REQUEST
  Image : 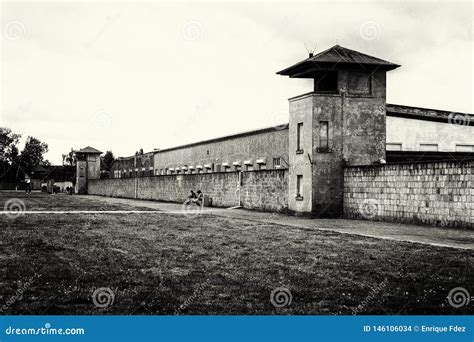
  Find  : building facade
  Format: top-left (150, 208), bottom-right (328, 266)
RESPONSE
top-left (75, 146), bottom-right (102, 194)
top-left (104, 45), bottom-right (473, 217)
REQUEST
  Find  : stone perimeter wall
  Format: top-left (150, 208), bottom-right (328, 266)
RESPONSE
top-left (89, 160), bottom-right (472, 228)
top-left (343, 160), bottom-right (473, 228)
top-left (88, 169), bottom-right (288, 212)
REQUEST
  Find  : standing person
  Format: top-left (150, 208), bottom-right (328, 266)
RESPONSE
top-left (24, 176), bottom-right (32, 196)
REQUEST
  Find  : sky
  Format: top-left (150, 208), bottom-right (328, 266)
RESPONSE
top-left (1, 0), bottom-right (473, 164)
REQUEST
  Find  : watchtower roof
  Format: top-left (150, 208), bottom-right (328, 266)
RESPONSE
top-left (277, 45), bottom-right (400, 78)
top-left (77, 146), bottom-right (102, 154)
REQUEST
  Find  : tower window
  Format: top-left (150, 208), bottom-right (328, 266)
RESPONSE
top-left (296, 122), bottom-right (303, 153)
top-left (319, 121), bottom-right (329, 151)
top-left (273, 157), bottom-right (281, 168)
top-left (296, 175), bottom-right (303, 200)
top-left (314, 71), bottom-right (338, 93)
top-left (348, 71), bottom-right (371, 95)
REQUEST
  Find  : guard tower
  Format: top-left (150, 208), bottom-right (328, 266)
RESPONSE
top-left (277, 45), bottom-right (400, 217)
top-left (75, 146), bottom-right (102, 194)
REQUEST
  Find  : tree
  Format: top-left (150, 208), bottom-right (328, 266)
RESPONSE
top-left (101, 150), bottom-right (115, 171)
top-left (0, 127), bottom-right (21, 164)
top-left (19, 136), bottom-right (49, 174)
top-left (62, 149), bottom-right (77, 167)
top-left (1, 127), bottom-right (22, 182)
top-left (60, 149), bottom-right (77, 184)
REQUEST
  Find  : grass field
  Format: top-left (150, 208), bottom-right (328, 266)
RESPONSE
top-left (1, 191), bottom-right (473, 315)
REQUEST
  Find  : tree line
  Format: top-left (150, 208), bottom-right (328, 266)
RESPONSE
top-left (1, 127), bottom-right (116, 183)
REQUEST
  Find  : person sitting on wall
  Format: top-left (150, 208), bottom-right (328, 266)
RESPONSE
top-left (192, 190), bottom-right (203, 207)
top-left (184, 190), bottom-right (197, 205)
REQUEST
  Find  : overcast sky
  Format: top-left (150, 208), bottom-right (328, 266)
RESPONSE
top-left (1, 0), bottom-right (472, 164)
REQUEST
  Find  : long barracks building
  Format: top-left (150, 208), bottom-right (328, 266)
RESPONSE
top-left (103, 45), bottom-right (473, 219)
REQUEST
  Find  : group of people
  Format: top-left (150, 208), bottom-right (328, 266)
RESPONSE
top-left (23, 176), bottom-right (74, 195)
top-left (184, 190), bottom-right (204, 206)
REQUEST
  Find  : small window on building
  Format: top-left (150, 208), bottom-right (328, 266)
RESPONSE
top-left (455, 144), bottom-right (474, 152)
top-left (319, 121), bottom-right (329, 151)
top-left (347, 71), bottom-right (371, 95)
top-left (386, 143), bottom-right (402, 151)
top-left (273, 157), bottom-right (281, 168)
top-left (296, 122), bottom-right (303, 153)
top-left (419, 143), bottom-right (438, 151)
top-left (247, 165), bottom-right (254, 171)
top-left (296, 175), bottom-right (303, 199)
top-left (314, 71), bottom-right (338, 93)
top-left (259, 164), bottom-right (267, 170)
top-left (235, 165), bottom-right (241, 171)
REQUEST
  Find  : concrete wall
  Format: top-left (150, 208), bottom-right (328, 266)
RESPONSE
top-left (288, 93), bottom-right (313, 213)
top-left (343, 160), bottom-right (473, 228)
top-left (387, 116), bottom-right (474, 152)
top-left (153, 128), bottom-right (289, 174)
top-left (89, 177), bottom-right (137, 198)
top-left (136, 173), bottom-right (240, 208)
top-left (88, 170), bottom-right (289, 212)
top-left (241, 170), bottom-right (288, 211)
